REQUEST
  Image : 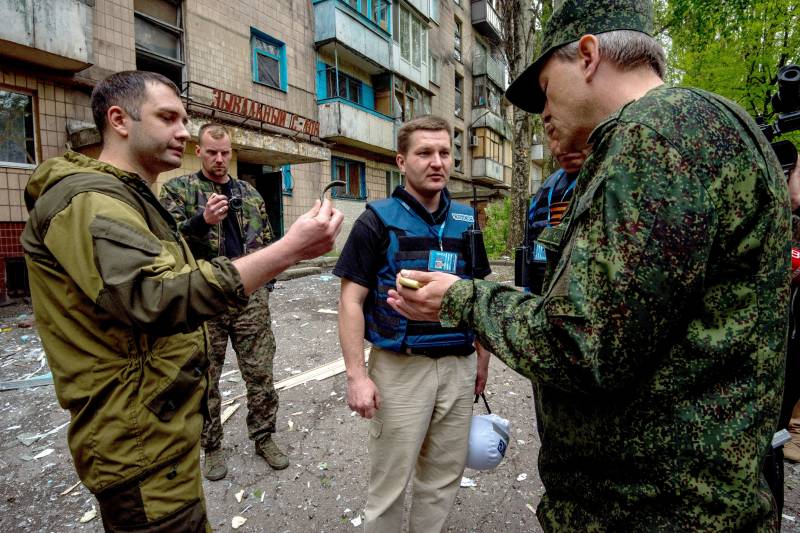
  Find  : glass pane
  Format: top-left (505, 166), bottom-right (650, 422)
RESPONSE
top-left (345, 0), bottom-right (358, 9)
top-left (473, 78), bottom-right (486, 107)
top-left (400, 8), bottom-right (410, 61)
top-left (135, 16), bottom-right (181, 60)
top-left (254, 37), bottom-right (280, 57)
top-left (134, 0), bottom-right (179, 25)
top-left (326, 67), bottom-right (337, 97)
top-left (411, 18), bottom-right (421, 67)
top-left (334, 160), bottom-right (347, 182)
top-left (257, 53), bottom-right (280, 88)
top-left (338, 74), bottom-right (348, 99)
top-left (348, 78), bottom-right (361, 104)
top-left (348, 163), bottom-right (361, 196)
top-left (0, 91), bottom-right (35, 165)
top-left (360, 0), bottom-right (369, 17)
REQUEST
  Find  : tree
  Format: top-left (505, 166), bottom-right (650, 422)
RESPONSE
top-left (496, 0), bottom-right (554, 254)
top-left (664, 0), bottom-right (800, 118)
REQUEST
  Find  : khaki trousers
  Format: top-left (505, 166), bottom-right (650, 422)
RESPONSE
top-left (365, 347), bottom-right (476, 533)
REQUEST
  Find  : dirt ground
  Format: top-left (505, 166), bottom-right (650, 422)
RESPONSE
top-left (1, 265), bottom-right (800, 532)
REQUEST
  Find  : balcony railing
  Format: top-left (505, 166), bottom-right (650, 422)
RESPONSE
top-left (471, 0), bottom-right (502, 42)
top-left (472, 157), bottom-right (504, 185)
top-left (473, 50), bottom-right (506, 90)
top-left (318, 99), bottom-right (397, 154)
top-left (0, 0), bottom-right (93, 71)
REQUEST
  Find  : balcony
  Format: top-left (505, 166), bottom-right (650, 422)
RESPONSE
top-left (314, 0), bottom-right (392, 74)
top-left (472, 158), bottom-right (504, 185)
top-left (472, 110), bottom-right (513, 139)
top-left (0, 0), bottom-right (93, 71)
top-left (473, 50), bottom-right (506, 90)
top-left (471, 0), bottom-right (502, 42)
top-left (318, 99), bottom-right (397, 155)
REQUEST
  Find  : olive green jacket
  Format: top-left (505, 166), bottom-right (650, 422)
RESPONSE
top-left (21, 151), bottom-right (248, 494)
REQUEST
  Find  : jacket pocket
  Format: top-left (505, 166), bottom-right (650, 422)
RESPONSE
top-left (144, 346), bottom-right (208, 422)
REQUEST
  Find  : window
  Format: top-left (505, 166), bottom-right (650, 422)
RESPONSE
top-left (0, 90), bottom-right (36, 167)
top-left (134, 0), bottom-right (184, 87)
top-left (453, 129), bottom-right (463, 172)
top-left (324, 66), bottom-right (362, 105)
top-left (429, 54), bottom-right (440, 86)
top-left (454, 73), bottom-right (463, 118)
top-left (431, 0), bottom-right (440, 24)
top-left (394, 77), bottom-right (432, 121)
top-left (399, 4), bottom-right (427, 69)
top-left (372, 0), bottom-right (390, 31)
top-left (251, 29), bottom-right (287, 91)
top-left (454, 17), bottom-right (462, 62)
top-left (332, 157), bottom-right (367, 200)
top-left (473, 75), bottom-right (501, 114)
top-left (386, 170), bottom-right (403, 196)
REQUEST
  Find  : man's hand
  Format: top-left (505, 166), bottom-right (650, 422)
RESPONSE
top-left (789, 161), bottom-right (800, 212)
top-left (203, 193), bottom-right (229, 224)
top-left (386, 270), bottom-right (460, 322)
top-left (347, 375), bottom-right (381, 419)
top-left (282, 199), bottom-right (344, 261)
top-left (475, 340), bottom-right (490, 396)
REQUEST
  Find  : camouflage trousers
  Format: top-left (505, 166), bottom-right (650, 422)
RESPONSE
top-left (201, 286), bottom-right (277, 450)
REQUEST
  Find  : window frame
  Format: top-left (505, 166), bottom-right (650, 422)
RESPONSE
top-left (251, 28), bottom-right (288, 92)
top-left (133, 0), bottom-right (185, 87)
top-left (331, 157), bottom-right (367, 200)
top-left (454, 16), bottom-right (462, 62)
top-left (454, 73), bottom-right (463, 118)
top-left (0, 87), bottom-right (38, 169)
top-left (386, 169), bottom-right (403, 197)
top-left (398, 3), bottom-right (428, 69)
top-left (453, 128), bottom-right (463, 173)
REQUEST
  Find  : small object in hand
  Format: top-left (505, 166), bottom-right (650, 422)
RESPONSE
top-left (320, 180), bottom-right (346, 202)
top-left (398, 276), bottom-right (422, 290)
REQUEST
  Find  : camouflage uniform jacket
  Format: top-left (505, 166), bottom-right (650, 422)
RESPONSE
top-left (21, 151), bottom-right (249, 494)
top-left (441, 87), bottom-right (790, 531)
top-left (159, 171), bottom-right (273, 261)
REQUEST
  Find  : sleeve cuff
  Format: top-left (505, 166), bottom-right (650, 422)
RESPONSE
top-left (184, 212), bottom-right (211, 236)
top-left (440, 279), bottom-right (476, 328)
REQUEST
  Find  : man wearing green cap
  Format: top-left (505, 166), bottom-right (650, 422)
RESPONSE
top-left (385, 0), bottom-right (790, 530)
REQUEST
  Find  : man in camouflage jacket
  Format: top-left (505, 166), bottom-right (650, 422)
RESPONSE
top-left (160, 123), bottom-right (288, 478)
top-left (22, 71), bottom-right (342, 531)
top-left (387, 1), bottom-right (790, 531)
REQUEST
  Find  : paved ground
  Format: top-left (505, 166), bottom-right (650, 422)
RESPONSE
top-left (1, 265), bottom-right (799, 531)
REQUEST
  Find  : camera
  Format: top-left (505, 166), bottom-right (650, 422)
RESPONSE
top-left (759, 64), bottom-right (800, 173)
top-left (228, 196), bottom-right (243, 212)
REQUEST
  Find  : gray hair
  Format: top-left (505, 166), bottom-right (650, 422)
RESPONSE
top-left (552, 29), bottom-right (666, 79)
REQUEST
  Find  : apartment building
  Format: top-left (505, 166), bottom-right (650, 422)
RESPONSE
top-left (0, 0), bottom-right (515, 300)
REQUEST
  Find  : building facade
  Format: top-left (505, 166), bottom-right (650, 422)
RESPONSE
top-left (0, 0), bottom-right (515, 300)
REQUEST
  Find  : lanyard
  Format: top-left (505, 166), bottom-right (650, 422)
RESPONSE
top-left (398, 199), bottom-right (447, 251)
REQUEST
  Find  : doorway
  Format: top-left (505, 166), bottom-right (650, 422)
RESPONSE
top-left (238, 162), bottom-right (284, 238)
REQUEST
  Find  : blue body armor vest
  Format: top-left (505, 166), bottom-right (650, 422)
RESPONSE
top-left (364, 196), bottom-right (476, 356)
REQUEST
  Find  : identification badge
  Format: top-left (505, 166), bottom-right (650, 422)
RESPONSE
top-left (428, 250), bottom-right (458, 273)
top-left (532, 242), bottom-right (547, 262)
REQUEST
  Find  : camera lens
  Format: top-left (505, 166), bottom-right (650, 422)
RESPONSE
top-left (229, 196), bottom-right (243, 212)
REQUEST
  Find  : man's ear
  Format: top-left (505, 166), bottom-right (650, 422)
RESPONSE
top-left (106, 106), bottom-right (130, 138)
top-left (396, 153), bottom-right (406, 174)
top-left (577, 34), bottom-right (601, 82)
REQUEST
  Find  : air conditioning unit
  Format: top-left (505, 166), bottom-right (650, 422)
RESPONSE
top-left (469, 135), bottom-right (480, 148)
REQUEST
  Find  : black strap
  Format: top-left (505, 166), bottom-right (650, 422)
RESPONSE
top-left (473, 393), bottom-right (491, 414)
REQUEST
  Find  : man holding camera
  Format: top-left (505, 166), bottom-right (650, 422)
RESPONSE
top-left (160, 123), bottom-right (288, 480)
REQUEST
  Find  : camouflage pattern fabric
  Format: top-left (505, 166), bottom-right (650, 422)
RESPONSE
top-left (160, 172), bottom-right (274, 261)
top-left (159, 174), bottom-right (279, 449)
top-left (201, 287), bottom-right (278, 449)
top-left (440, 86), bottom-right (790, 531)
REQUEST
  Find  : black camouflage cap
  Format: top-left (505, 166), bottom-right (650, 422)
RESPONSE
top-left (505, 0), bottom-right (654, 114)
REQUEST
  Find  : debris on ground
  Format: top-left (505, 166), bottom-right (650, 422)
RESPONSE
top-left (79, 506), bottom-right (97, 523)
top-left (460, 476), bottom-right (477, 488)
top-left (231, 515), bottom-right (247, 529)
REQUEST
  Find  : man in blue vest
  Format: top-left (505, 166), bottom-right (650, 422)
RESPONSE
top-left (335, 115), bottom-right (491, 532)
